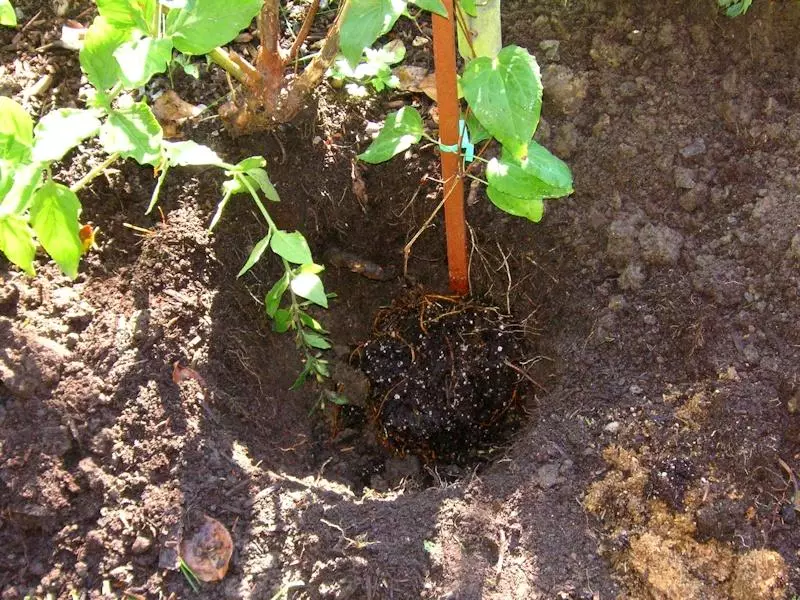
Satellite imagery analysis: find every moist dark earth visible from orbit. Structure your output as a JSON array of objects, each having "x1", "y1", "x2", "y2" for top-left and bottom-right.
[{"x1": 2, "y1": 0, "x2": 800, "y2": 599}]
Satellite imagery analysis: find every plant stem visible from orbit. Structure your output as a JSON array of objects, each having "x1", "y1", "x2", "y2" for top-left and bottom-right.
[
  {"x1": 432, "y1": 0, "x2": 469, "y2": 295},
  {"x1": 208, "y1": 47, "x2": 248, "y2": 83},
  {"x1": 70, "y1": 152, "x2": 120, "y2": 193},
  {"x1": 285, "y1": 0, "x2": 320, "y2": 67}
]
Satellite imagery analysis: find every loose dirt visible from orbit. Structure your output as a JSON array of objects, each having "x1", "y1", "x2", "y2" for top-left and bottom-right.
[{"x1": 2, "y1": 1, "x2": 800, "y2": 599}]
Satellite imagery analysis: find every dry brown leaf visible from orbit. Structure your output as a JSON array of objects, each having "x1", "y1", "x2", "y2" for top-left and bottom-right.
[
  {"x1": 172, "y1": 361, "x2": 205, "y2": 387},
  {"x1": 180, "y1": 515, "x2": 233, "y2": 583},
  {"x1": 350, "y1": 160, "x2": 368, "y2": 209},
  {"x1": 153, "y1": 91, "x2": 203, "y2": 139},
  {"x1": 392, "y1": 65, "x2": 438, "y2": 100}
]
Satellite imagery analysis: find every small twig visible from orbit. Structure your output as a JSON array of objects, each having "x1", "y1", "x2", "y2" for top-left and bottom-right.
[
  {"x1": 320, "y1": 518, "x2": 379, "y2": 549},
  {"x1": 778, "y1": 457, "x2": 800, "y2": 509},
  {"x1": 494, "y1": 528, "x2": 507, "y2": 583},
  {"x1": 495, "y1": 241, "x2": 512, "y2": 315},
  {"x1": 503, "y1": 359, "x2": 548, "y2": 393},
  {"x1": 286, "y1": 0, "x2": 320, "y2": 67}
]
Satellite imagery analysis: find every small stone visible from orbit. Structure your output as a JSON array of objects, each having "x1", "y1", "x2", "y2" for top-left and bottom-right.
[
  {"x1": 131, "y1": 535, "x2": 153, "y2": 555},
  {"x1": 1, "y1": 585, "x2": 20, "y2": 600},
  {"x1": 604, "y1": 421, "x2": 621, "y2": 434},
  {"x1": 643, "y1": 314, "x2": 657, "y2": 326},
  {"x1": 674, "y1": 167, "x2": 697, "y2": 189},
  {"x1": 608, "y1": 295, "x2": 625, "y2": 311},
  {"x1": 65, "y1": 333, "x2": 80, "y2": 350},
  {"x1": 74, "y1": 561, "x2": 88, "y2": 578},
  {"x1": 51, "y1": 287, "x2": 79, "y2": 311},
  {"x1": 679, "y1": 138, "x2": 707, "y2": 158},
  {"x1": 539, "y1": 39, "x2": 560, "y2": 61},
  {"x1": 629, "y1": 385, "x2": 643, "y2": 395},
  {"x1": 742, "y1": 344, "x2": 760, "y2": 364},
  {"x1": 536, "y1": 463, "x2": 561, "y2": 489},
  {"x1": 679, "y1": 183, "x2": 708, "y2": 212}
]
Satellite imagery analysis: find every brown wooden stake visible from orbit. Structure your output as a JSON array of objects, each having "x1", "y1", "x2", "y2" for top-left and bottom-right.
[{"x1": 432, "y1": 0, "x2": 469, "y2": 295}]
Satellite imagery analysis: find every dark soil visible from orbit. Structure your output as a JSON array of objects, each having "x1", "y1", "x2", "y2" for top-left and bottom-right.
[
  {"x1": 359, "y1": 295, "x2": 527, "y2": 464},
  {"x1": 2, "y1": 0, "x2": 800, "y2": 599}
]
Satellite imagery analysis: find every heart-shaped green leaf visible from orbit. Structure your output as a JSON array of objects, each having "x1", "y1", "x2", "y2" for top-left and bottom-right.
[
  {"x1": 29, "y1": 181, "x2": 83, "y2": 278},
  {"x1": 99, "y1": 100, "x2": 163, "y2": 165},
  {"x1": 339, "y1": 0, "x2": 407, "y2": 67},
  {"x1": 0, "y1": 0, "x2": 17, "y2": 26},
  {"x1": 167, "y1": 0, "x2": 262, "y2": 55},
  {"x1": 461, "y1": 45, "x2": 542, "y2": 158},
  {"x1": 0, "y1": 97, "x2": 33, "y2": 162},
  {"x1": 487, "y1": 140, "x2": 573, "y2": 200},
  {"x1": 0, "y1": 215, "x2": 36, "y2": 275},
  {"x1": 237, "y1": 232, "x2": 272, "y2": 278},
  {"x1": 408, "y1": 0, "x2": 447, "y2": 17},
  {"x1": 96, "y1": 0, "x2": 158, "y2": 32},
  {"x1": 270, "y1": 230, "x2": 313, "y2": 265},
  {"x1": 32, "y1": 109, "x2": 102, "y2": 163},
  {"x1": 114, "y1": 36, "x2": 174, "y2": 89},
  {"x1": 358, "y1": 107, "x2": 424, "y2": 164},
  {"x1": 291, "y1": 272, "x2": 328, "y2": 308},
  {"x1": 80, "y1": 16, "x2": 135, "y2": 91},
  {"x1": 486, "y1": 187, "x2": 544, "y2": 222}
]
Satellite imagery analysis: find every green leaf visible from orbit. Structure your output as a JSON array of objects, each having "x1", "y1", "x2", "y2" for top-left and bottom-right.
[
  {"x1": 487, "y1": 140, "x2": 573, "y2": 200},
  {"x1": 0, "y1": 215, "x2": 36, "y2": 275},
  {"x1": 114, "y1": 36, "x2": 174, "y2": 89},
  {"x1": 96, "y1": 0, "x2": 158, "y2": 31},
  {"x1": 339, "y1": 0, "x2": 407, "y2": 67},
  {"x1": 235, "y1": 156, "x2": 266, "y2": 171},
  {"x1": 237, "y1": 232, "x2": 271, "y2": 277},
  {"x1": 289, "y1": 361, "x2": 312, "y2": 389},
  {"x1": 163, "y1": 140, "x2": 224, "y2": 166},
  {"x1": 273, "y1": 308, "x2": 292, "y2": 333},
  {"x1": 290, "y1": 272, "x2": 328, "y2": 308},
  {"x1": 265, "y1": 273, "x2": 289, "y2": 318},
  {"x1": 486, "y1": 186, "x2": 544, "y2": 222},
  {"x1": 461, "y1": 45, "x2": 542, "y2": 159},
  {"x1": 99, "y1": 100, "x2": 163, "y2": 165},
  {"x1": 166, "y1": 0, "x2": 262, "y2": 55},
  {"x1": 246, "y1": 168, "x2": 280, "y2": 202},
  {"x1": 409, "y1": 0, "x2": 447, "y2": 17},
  {"x1": 302, "y1": 331, "x2": 331, "y2": 350},
  {"x1": 29, "y1": 181, "x2": 83, "y2": 278},
  {"x1": 358, "y1": 107, "x2": 424, "y2": 164},
  {"x1": 459, "y1": 0, "x2": 477, "y2": 16},
  {"x1": 371, "y1": 39, "x2": 406, "y2": 66},
  {"x1": 0, "y1": 0, "x2": 17, "y2": 27},
  {"x1": 719, "y1": 0, "x2": 752, "y2": 16},
  {"x1": 270, "y1": 230, "x2": 313, "y2": 265},
  {"x1": 31, "y1": 109, "x2": 102, "y2": 163},
  {"x1": 80, "y1": 16, "x2": 135, "y2": 91},
  {"x1": 465, "y1": 111, "x2": 490, "y2": 144},
  {"x1": 299, "y1": 311, "x2": 326, "y2": 332},
  {"x1": 0, "y1": 163, "x2": 42, "y2": 216},
  {"x1": 0, "y1": 97, "x2": 33, "y2": 162}
]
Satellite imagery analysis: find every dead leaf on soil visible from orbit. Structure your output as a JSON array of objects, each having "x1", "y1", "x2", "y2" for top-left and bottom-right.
[
  {"x1": 179, "y1": 515, "x2": 233, "y2": 583},
  {"x1": 350, "y1": 160, "x2": 368, "y2": 209},
  {"x1": 153, "y1": 91, "x2": 204, "y2": 139},
  {"x1": 172, "y1": 361, "x2": 205, "y2": 387},
  {"x1": 393, "y1": 65, "x2": 437, "y2": 100}
]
